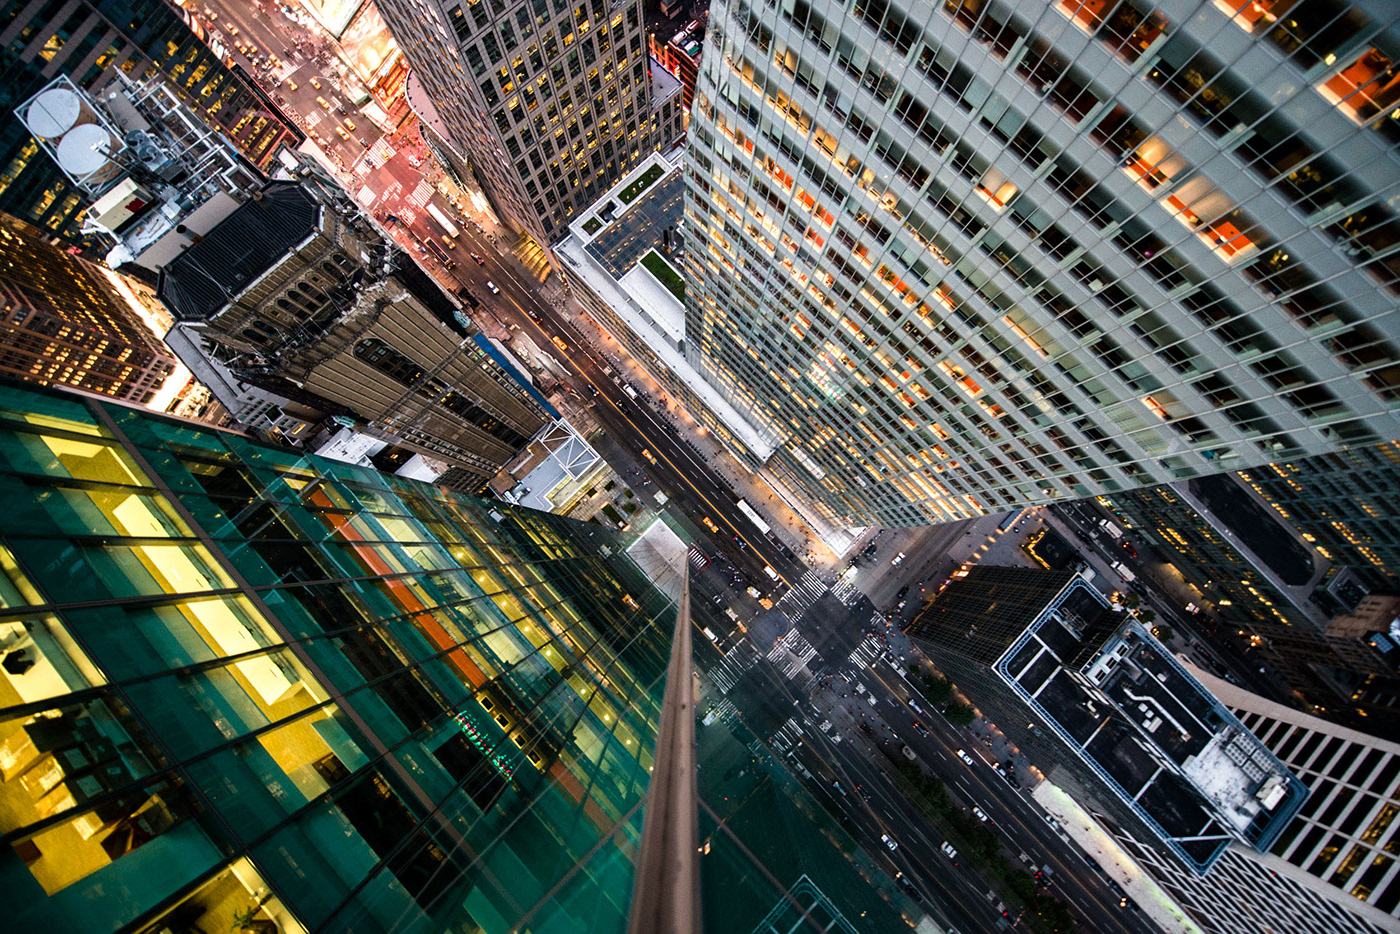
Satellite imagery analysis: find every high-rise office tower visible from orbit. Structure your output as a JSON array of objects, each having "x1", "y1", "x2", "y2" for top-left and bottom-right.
[
  {"x1": 0, "y1": 378, "x2": 911, "y2": 934},
  {"x1": 683, "y1": 0, "x2": 1400, "y2": 527},
  {"x1": 157, "y1": 174, "x2": 552, "y2": 486},
  {"x1": 374, "y1": 0, "x2": 666, "y2": 245},
  {"x1": 0, "y1": 0, "x2": 300, "y2": 243},
  {"x1": 1111, "y1": 471, "x2": 1334, "y2": 632},
  {"x1": 0, "y1": 377, "x2": 679, "y2": 934},
  {"x1": 905, "y1": 566, "x2": 1305, "y2": 875},
  {"x1": 1113, "y1": 664, "x2": 1400, "y2": 934},
  {"x1": 0, "y1": 211, "x2": 175, "y2": 404},
  {"x1": 1237, "y1": 440, "x2": 1400, "y2": 593}
]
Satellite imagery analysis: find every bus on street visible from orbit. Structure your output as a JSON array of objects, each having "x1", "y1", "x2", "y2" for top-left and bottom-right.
[{"x1": 426, "y1": 203, "x2": 460, "y2": 238}]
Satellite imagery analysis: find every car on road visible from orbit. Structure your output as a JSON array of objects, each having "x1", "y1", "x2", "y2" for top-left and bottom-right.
[
  {"x1": 285, "y1": 79, "x2": 297, "y2": 90},
  {"x1": 485, "y1": 280, "x2": 500, "y2": 293},
  {"x1": 901, "y1": 744, "x2": 916, "y2": 760},
  {"x1": 972, "y1": 807, "x2": 990, "y2": 822},
  {"x1": 940, "y1": 841, "x2": 958, "y2": 863},
  {"x1": 343, "y1": 118, "x2": 355, "y2": 130},
  {"x1": 470, "y1": 252, "x2": 484, "y2": 265},
  {"x1": 442, "y1": 235, "x2": 456, "y2": 250},
  {"x1": 832, "y1": 781, "x2": 846, "y2": 797},
  {"x1": 745, "y1": 586, "x2": 762, "y2": 599},
  {"x1": 955, "y1": 748, "x2": 975, "y2": 767},
  {"x1": 552, "y1": 335, "x2": 569, "y2": 352},
  {"x1": 335, "y1": 126, "x2": 350, "y2": 140},
  {"x1": 897, "y1": 876, "x2": 922, "y2": 902},
  {"x1": 890, "y1": 551, "x2": 906, "y2": 566},
  {"x1": 526, "y1": 308, "x2": 540, "y2": 321},
  {"x1": 711, "y1": 594, "x2": 723, "y2": 605},
  {"x1": 880, "y1": 833, "x2": 898, "y2": 851},
  {"x1": 316, "y1": 96, "x2": 331, "y2": 109},
  {"x1": 701, "y1": 516, "x2": 720, "y2": 533},
  {"x1": 911, "y1": 720, "x2": 928, "y2": 736},
  {"x1": 641, "y1": 449, "x2": 657, "y2": 464},
  {"x1": 857, "y1": 784, "x2": 871, "y2": 801},
  {"x1": 1122, "y1": 541, "x2": 1138, "y2": 558},
  {"x1": 895, "y1": 585, "x2": 910, "y2": 600},
  {"x1": 310, "y1": 76, "x2": 321, "y2": 89}
]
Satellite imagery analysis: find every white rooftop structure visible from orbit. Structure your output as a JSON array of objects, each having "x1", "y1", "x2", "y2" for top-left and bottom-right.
[
  {"x1": 14, "y1": 73, "x2": 261, "y2": 272},
  {"x1": 557, "y1": 151, "x2": 780, "y2": 462},
  {"x1": 497, "y1": 420, "x2": 607, "y2": 513}
]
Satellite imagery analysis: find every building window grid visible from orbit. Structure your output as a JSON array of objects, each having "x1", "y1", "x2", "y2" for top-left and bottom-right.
[{"x1": 691, "y1": 0, "x2": 1400, "y2": 518}]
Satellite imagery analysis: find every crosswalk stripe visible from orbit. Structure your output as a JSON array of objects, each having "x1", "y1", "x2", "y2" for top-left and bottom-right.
[{"x1": 408, "y1": 179, "x2": 434, "y2": 208}]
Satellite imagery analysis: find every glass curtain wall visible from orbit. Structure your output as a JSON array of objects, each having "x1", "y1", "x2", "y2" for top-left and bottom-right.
[{"x1": 0, "y1": 379, "x2": 675, "y2": 934}]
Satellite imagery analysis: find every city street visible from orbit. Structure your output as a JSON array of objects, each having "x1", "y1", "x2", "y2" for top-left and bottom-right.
[
  {"x1": 191, "y1": 0, "x2": 809, "y2": 600},
  {"x1": 702, "y1": 587, "x2": 1163, "y2": 934},
  {"x1": 172, "y1": 14, "x2": 1206, "y2": 933}
]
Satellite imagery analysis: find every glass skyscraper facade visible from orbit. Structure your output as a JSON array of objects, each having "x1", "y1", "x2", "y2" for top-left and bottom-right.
[
  {"x1": 0, "y1": 379, "x2": 676, "y2": 933},
  {"x1": 683, "y1": 0, "x2": 1400, "y2": 527}
]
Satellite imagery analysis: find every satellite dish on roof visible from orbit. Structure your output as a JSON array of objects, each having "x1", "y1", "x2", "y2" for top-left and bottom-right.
[
  {"x1": 24, "y1": 87, "x2": 84, "y2": 138},
  {"x1": 56, "y1": 124, "x2": 118, "y2": 183}
]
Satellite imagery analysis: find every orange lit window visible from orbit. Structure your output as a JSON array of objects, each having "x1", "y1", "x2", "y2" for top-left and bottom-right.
[{"x1": 1319, "y1": 47, "x2": 1400, "y2": 126}]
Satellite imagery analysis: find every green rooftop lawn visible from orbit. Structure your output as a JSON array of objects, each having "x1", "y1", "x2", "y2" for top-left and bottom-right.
[
  {"x1": 641, "y1": 250, "x2": 685, "y2": 303},
  {"x1": 618, "y1": 163, "x2": 664, "y2": 204}
]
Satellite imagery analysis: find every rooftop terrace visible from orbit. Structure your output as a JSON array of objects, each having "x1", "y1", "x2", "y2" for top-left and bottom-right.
[{"x1": 994, "y1": 577, "x2": 1307, "y2": 874}]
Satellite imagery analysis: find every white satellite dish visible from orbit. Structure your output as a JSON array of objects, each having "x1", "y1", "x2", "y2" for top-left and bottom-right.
[
  {"x1": 56, "y1": 123, "x2": 116, "y2": 180},
  {"x1": 23, "y1": 87, "x2": 82, "y2": 138}
]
